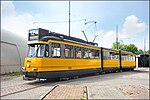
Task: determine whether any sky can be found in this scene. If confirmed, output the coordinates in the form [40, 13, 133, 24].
[1, 1, 149, 51]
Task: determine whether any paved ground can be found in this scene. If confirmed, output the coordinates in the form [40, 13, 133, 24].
[1, 67, 149, 99]
[44, 85, 87, 99]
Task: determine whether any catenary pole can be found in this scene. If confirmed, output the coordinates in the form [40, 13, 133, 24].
[116, 24, 118, 50]
[69, 0, 71, 36]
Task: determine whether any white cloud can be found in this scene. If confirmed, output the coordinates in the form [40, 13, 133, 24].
[97, 31, 116, 48]
[1, 2, 148, 51]
[97, 15, 148, 49]
[1, 1, 76, 39]
[95, 30, 104, 36]
[1, 1, 36, 38]
[123, 15, 147, 35]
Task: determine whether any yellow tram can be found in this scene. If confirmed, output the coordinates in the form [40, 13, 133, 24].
[22, 28, 136, 80]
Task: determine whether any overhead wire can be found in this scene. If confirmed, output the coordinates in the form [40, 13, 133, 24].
[33, 19, 86, 24]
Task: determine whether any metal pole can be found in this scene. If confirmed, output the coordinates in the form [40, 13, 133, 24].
[69, 0, 71, 36]
[116, 24, 118, 50]
[93, 35, 98, 43]
[144, 38, 146, 54]
[144, 38, 146, 67]
[81, 31, 88, 42]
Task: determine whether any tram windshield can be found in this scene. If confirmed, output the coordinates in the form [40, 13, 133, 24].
[28, 44, 49, 57]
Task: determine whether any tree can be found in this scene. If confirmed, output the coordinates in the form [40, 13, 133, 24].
[136, 49, 144, 55]
[125, 44, 138, 53]
[112, 40, 125, 50]
[112, 41, 138, 53]
[136, 49, 150, 55]
[146, 50, 150, 54]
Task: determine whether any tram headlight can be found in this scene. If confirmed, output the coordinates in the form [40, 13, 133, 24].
[22, 67, 26, 70]
[27, 63, 30, 68]
[22, 67, 26, 72]
[32, 68, 38, 71]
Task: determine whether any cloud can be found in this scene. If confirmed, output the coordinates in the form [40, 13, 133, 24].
[1, 1, 35, 38]
[123, 15, 147, 35]
[1, 2, 148, 51]
[97, 15, 148, 49]
[1, 1, 80, 39]
[96, 31, 116, 48]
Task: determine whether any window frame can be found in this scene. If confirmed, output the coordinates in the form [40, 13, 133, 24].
[75, 46, 82, 59]
[51, 43, 61, 58]
[64, 44, 74, 58]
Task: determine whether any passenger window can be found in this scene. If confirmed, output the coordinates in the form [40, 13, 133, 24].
[111, 52, 119, 60]
[130, 55, 135, 61]
[121, 54, 132, 61]
[83, 49, 100, 59]
[83, 48, 89, 59]
[121, 54, 126, 60]
[103, 51, 110, 60]
[103, 51, 118, 60]
[95, 50, 100, 59]
[64, 45, 73, 58]
[52, 43, 61, 57]
[45, 45, 49, 57]
[132, 56, 135, 61]
[75, 47, 82, 58]
[89, 49, 94, 59]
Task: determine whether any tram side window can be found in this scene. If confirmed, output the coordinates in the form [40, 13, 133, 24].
[121, 54, 126, 60]
[127, 55, 130, 61]
[125, 55, 128, 60]
[83, 48, 90, 59]
[133, 55, 135, 61]
[82, 49, 100, 59]
[128, 55, 131, 61]
[110, 52, 119, 60]
[64, 45, 73, 58]
[45, 44, 49, 57]
[52, 43, 61, 57]
[103, 51, 118, 60]
[75, 47, 82, 58]
[121, 54, 124, 60]
[89, 49, 98, 59]
[89, 49, 95, 59]
[103, 51, 110, 60]
[114, 54, 118, 60]
[121, 54, 133, 61]
[131, 55, 135, 61]
[95, 50, 100, 59]
[129, 55, 135, 61]
[130, 55, 132, 61]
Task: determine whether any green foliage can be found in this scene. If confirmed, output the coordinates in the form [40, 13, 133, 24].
[136, 49, 144, 55]
[112, 41, 149, 55]
[112, 40, 138, 53]
[136, 49, 150, 55]
[146, 50, 150, 54]
[126, 44, 138, 53]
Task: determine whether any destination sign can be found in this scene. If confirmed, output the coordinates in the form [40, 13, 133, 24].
[29, 29, 39, 41]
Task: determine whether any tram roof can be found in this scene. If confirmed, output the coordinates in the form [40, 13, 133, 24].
[28, 28, 136, 55]
[29, 28, 98, 46]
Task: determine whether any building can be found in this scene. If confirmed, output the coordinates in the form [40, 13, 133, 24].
[136, 54, 150, 67]
[1, 29, 28, 74]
